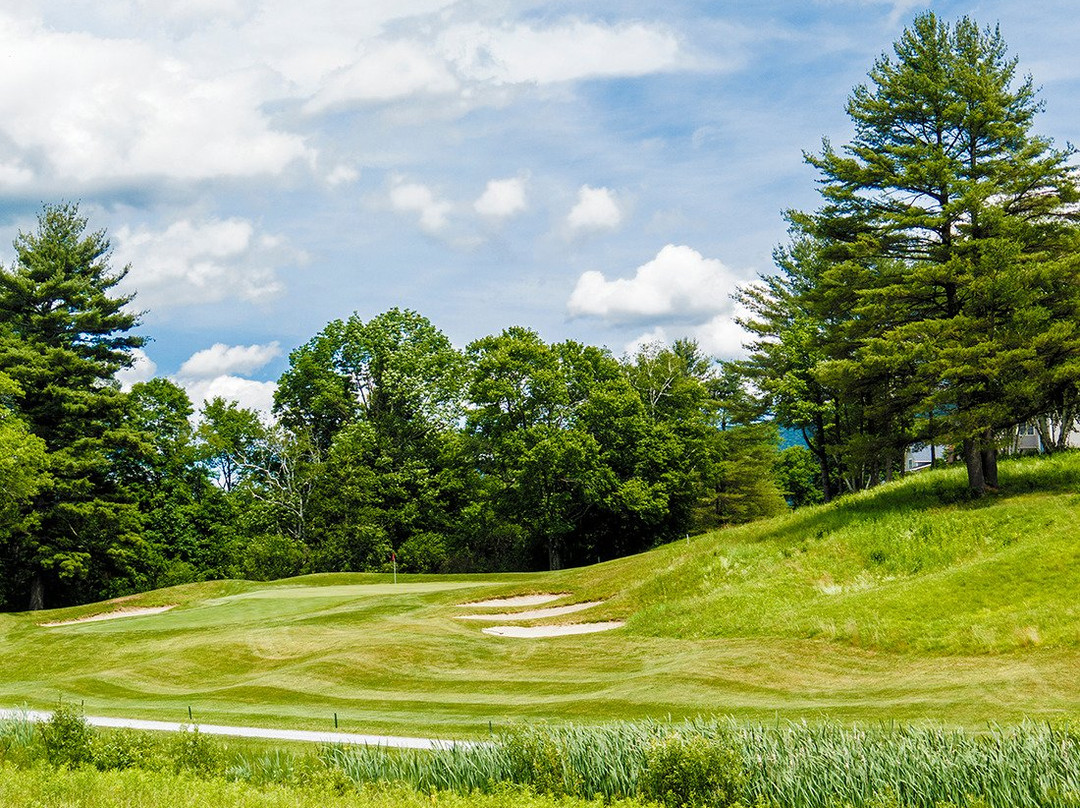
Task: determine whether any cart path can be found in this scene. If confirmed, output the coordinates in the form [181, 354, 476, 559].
[0, 708, 472, 749]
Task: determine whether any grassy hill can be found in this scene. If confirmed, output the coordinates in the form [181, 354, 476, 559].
[1, 454, 1078, 737]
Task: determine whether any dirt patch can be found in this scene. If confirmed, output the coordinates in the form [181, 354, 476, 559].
[461, 594, 565, 608]
[482, 622, 625, 638]
[40, 605, 176, 627]
[457, 601, 604, 621]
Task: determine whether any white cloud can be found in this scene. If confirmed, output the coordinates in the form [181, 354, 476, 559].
[622, 310, 751, 361]
[114, 348, 158, 391]
[181, 374, 278, 414]
[0, 12, 310, 184]
[568, 244, 740, 320]
[305, 41, 458, 112]
[114, 217, 298, 309]
[389, 178, 453, 233]
[687, 310, 752, 358]
[474, 176, 528, 219]
[325, 164, 360, 186]
[441, 20, 681, 85]
[178, 342, 281, 378]
[566, 186, 623, 233]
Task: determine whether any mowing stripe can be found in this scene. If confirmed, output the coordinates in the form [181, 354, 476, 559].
[0, 709, 472, 750]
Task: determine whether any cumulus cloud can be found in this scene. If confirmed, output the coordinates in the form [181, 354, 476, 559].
[114, 348, 159, 391]
[621, 310, 750, 360]
[181, 375, 278, 414]
[0, 12, 310, 185]
[389, 178, 453, 233]
[474, 176, 528, 219]
[572, 245, 753, 359]
[113, 217, 298, 310]
[566, 186, 623, 233]
[178, 342, 281, 378]
[172, 341, 282, 413]
[568, 244, 739, 320]
[623, 312, 750, 360]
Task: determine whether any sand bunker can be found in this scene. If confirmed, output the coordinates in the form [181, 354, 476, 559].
[461, 594, 564, 608]
[457, 601, 603, 621]
[482, 622, 624, 638]
[41, 605, 175, 627]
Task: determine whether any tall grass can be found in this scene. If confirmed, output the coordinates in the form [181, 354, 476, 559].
[325, 719, 1080, 808]
[4, 711, 1078, 807]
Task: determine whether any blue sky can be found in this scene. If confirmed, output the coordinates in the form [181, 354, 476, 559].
[1, 0, 1077, 411]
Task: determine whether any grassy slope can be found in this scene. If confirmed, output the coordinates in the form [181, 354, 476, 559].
[1, 455, 1078, 737]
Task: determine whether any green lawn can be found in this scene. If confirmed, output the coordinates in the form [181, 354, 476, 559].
[2, 455, 1079, 737]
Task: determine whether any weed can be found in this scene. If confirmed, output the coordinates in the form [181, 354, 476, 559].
[642, 732, 746, 807]
[39, 703, 93, 767]
[169, 725, 222, 775]
[92, 728, 167, 771]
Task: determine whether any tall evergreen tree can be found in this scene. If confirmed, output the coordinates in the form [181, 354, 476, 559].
[0, 203, 148, 608]
[749, 14, 1080, 495]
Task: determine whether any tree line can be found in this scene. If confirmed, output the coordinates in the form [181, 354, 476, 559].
[0, 207, 800, 610]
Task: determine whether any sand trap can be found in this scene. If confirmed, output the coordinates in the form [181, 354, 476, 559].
[41, 605, 175, 627]
[461, 594, 564, 608]
[457, 601, 603, 621]
[482, 622, 624, 638]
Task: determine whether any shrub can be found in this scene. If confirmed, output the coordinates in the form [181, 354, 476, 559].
[642, 732, 746, 808]
[92, 729, 167, 771]
[169, 726, 222, 776]
[39, 703, 94, 768]
[503, 727, 580, 796]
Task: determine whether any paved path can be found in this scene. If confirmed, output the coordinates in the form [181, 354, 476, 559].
[0, 708, 470, 750]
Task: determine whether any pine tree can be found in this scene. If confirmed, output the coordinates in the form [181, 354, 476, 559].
[802, 13, 1080, 493]
[0, 203, 149, 609]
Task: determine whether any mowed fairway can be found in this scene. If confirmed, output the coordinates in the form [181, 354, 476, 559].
[2, 455, 1079, 738]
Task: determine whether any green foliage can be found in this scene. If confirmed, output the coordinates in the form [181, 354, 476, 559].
[741, 13, 1080, 498]
[197, 396, 265, 494]
[0, 712, 38, 768]
[92, 729, 167, 771]
[396, 531, 447, 573]
[774, 446, 824, 508]
[0, 202, 148, 609]
[642, 732, 746, 808]
[238, 534, 306, 581]
[698, 424, 787, 528]
[0, 765, 651, 808]
[274, 307, 465, 453]
[325, 719, 1080, 808]
[503, 727, 580, 796]
[39, 704, 93, 768]
[169, 726, 223, 776]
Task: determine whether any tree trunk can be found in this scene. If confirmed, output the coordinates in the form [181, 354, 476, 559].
[805, 417, 833, 502]
[963, 438, 986, 495]
[28, 574, 44, 611]
[981, 446, 998, 489]
[547, 539, 561, 571]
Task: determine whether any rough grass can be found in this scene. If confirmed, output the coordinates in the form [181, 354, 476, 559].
[1, 454, 1078, 735]
[0, 765, 651, 808]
